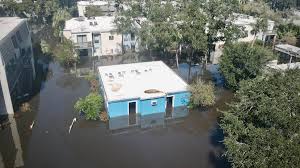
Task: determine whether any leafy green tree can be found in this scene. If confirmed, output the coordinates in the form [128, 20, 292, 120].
[52, 8, 71, 38]
[219, 42, 275, 90]
[189, 79, 216, 107]
[85, 6, 104, 18]
[74, 92, 104, 121]
[40, 39, 51, 55]
[53, 39, 78, 66]
[220, 69, 300, 168]
[201, 0, 241, 61]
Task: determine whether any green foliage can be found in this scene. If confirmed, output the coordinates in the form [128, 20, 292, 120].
[189, 79, 216, 107]
[220, 69, 300, 168]
[116, 0, 242, 65]
[40, 39, 51, 55]
[0, 0, 75, 25]
[52, 8, 71, 37]
[41, 38, 78, 66]
[53, 39, 78, 66]
[85, 6, 104, 18]
[277, 23, 300, 39]
[220, 42, 275, 90]
[74, 93, 104, 121]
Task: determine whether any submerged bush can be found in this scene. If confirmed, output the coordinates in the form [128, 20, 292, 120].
[74, 93, 104, 120]
[189, 79, 216, 108]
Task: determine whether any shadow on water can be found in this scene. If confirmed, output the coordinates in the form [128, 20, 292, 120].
[0, 53, 233, 168]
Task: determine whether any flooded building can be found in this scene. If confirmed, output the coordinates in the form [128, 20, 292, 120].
[63, 16, 139, 58]
[0, 17, 35, 115]
[210, 14, 276, 64]
[98, 61, 190, 129]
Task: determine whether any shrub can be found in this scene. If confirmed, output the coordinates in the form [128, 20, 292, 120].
[74, 93, 104, 120]
[189, 79, 216, 107]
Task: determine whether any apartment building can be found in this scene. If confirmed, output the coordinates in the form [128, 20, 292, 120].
[0, 17, 35, 115]
[63, 16, 139, 58]
[210, 14, 276, 64]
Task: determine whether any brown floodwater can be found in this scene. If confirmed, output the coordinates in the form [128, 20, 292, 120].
[0, 59, 233, 168]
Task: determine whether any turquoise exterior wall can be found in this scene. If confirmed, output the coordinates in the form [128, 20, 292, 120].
[108, 101, 129, 117]
[107, 91, 190, 118]
[172, 92, 190, 107]
[139, 97, 166, 115]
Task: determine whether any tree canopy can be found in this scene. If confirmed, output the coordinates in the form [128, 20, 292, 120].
[219, 42, 275, 90]
[220, 69, 300, 168]
[115, 0, 242, 64]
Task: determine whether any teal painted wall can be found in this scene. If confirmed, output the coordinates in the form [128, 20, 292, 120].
[108, 101, 129, 117]
[139, 97, 166, 115]
[107, 91, 190, 118]
[172, 92, 190, 107]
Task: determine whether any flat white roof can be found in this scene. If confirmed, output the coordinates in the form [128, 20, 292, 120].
[64, 16, 116, 33]
[0, 17, 25, 41]
[98, 61, 188, 102]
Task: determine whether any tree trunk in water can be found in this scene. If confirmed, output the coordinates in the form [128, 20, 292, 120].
[188, 49, 194, 83]
[251, 34, 257, 47]
[175, 49, 179, 70]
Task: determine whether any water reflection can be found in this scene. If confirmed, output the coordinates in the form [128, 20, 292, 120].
[109, 106, 188, 131]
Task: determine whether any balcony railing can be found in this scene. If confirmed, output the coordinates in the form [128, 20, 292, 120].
[74, 42, 93, 49]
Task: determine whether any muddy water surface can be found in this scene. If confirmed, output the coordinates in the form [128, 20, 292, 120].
[0, 61, 233, 168]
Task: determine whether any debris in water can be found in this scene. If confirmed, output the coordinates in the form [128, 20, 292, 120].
[100, 111, 109, 122]
[30, 121, 35, 130]
[20, 102, 31, 113]
[69, 118, 77, 134]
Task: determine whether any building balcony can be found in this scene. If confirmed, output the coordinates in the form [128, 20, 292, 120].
[74, 42, 93, 49]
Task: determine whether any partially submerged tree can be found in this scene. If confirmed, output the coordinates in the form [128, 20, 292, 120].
[220, 69, 300, 168]
[74, 92, 104, 121]
[52, 8, 71, 39]
[189, 79, 216, 108]
[219, 42, 275, 90]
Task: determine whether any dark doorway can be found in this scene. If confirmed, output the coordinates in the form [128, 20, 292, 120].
[129, 102, 137, 125]
[166, 96, 173, 118]
[78, 49, 89, 57]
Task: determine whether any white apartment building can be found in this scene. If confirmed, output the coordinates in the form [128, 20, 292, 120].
[210, 14, 276, 64]
[0, 17, 35, 115]
[77, 0, 116, 17]
[63, 16, 138, 57]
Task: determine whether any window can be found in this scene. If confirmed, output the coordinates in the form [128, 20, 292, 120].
[16, 31, 22, 42]
[77, 35, 87, 43]
[11, 35, 19, 48]
[131, 33, 135, 40]
[90, 22, 93, 26]
[109, 36, 114, 40]
[151, 100, 157, 106]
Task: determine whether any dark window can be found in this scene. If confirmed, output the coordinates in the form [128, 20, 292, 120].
[16, 31, 22, 42]
[109, 36, 114, 40]
[11, 35, 19, 48]
[131, 33, 135, 40]
[77, 35, 87, 43]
